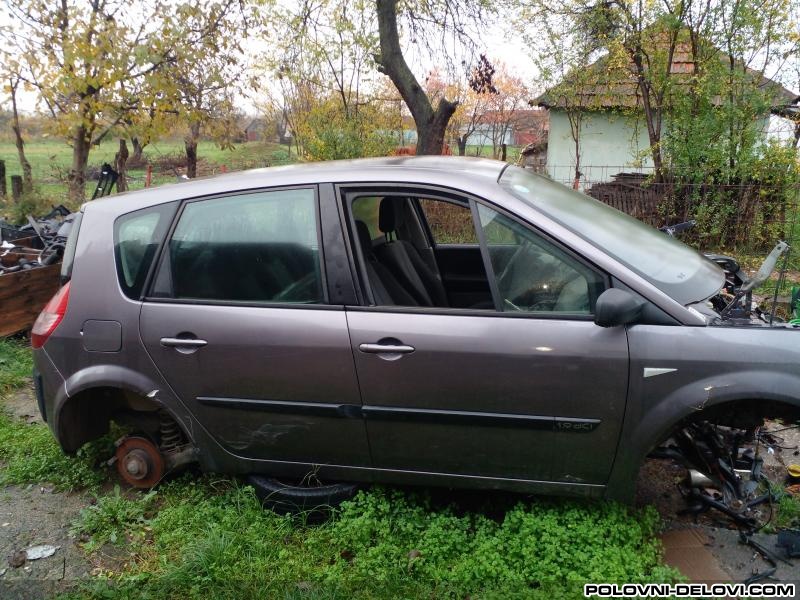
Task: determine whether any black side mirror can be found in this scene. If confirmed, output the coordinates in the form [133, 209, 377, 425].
[594, 288, 646, 327]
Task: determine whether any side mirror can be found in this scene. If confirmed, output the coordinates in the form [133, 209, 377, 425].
[594, 288, 646, 328]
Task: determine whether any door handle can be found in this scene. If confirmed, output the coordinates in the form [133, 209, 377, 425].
[160, 337, 208, 348]
[359, 343, 415, 354]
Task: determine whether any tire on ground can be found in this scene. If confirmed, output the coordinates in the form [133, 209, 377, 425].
[246, 475, 358, 520]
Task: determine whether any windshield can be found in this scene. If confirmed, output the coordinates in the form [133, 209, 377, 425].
[499, 166, 724, 305]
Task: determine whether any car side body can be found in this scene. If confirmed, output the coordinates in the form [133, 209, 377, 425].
[32, 156, 800, 502]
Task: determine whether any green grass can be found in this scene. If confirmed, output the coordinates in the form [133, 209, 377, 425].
[65, 479, 677, 599]
[0, 337, 34, 394]
[0, 138, 296, 213]
[0, 338, 112, 490]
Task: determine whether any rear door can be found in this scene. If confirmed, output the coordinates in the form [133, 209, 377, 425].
[139, 186, 371, 467]
[343, 188, 629, 487]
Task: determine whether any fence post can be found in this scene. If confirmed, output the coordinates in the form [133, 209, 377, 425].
[145, 164, 152, 188]
[221, 164, 227, 173]
[10, 175, 22, 201]
[501, 143, 507, 162]
[0, 160, 5, 198]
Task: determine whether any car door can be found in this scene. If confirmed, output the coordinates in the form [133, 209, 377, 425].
[344, 189, 629, 487]
[139, 186, 371, 467]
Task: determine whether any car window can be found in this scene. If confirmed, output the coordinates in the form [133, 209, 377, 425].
[351, 196, 382, 239]
[114, 203, 177, 299]
[153, 189, 323, 304]
[477, 204, 604, 314]
[418, 199, 478, 245]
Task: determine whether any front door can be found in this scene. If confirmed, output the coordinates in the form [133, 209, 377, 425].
[139, 187, 370, 467]
[345, 192, 629, 486]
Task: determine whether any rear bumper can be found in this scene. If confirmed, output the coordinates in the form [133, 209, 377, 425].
[32, 348, 65, 430]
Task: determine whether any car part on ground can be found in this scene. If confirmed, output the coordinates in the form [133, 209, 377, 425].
[246, 474, 359, 521]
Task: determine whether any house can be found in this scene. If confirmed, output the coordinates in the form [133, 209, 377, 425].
[244, 118, 266, 142]
[534, 44, 799, 189]
[459, 109, 549, 148]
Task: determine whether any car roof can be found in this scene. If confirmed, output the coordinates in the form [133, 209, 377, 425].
[87, 156, 509, 215]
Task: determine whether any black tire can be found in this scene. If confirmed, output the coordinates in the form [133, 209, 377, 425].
[246, 474, 358, 520]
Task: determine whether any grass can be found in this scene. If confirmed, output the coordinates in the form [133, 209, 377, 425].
[0, 337, 34, 394]
[0, 138, 296, 214]
[65, 479, 677, 599]
[0, 338, 112, 490]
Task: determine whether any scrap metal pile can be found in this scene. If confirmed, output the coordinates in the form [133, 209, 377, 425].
[0, 206, 74, 338]
[0, 205, 74, 275]
[654, 420, 800, 582]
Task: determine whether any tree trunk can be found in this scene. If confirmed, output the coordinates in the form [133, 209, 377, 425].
[131, 137, 145, 163]
[457, 136, 467, 156]
[374, 0, 457, 155]
[185, 123, 201, 178]
[9, 79, 33, 193]
[68, 127, 91, 203]
[115, 139, 129, 192]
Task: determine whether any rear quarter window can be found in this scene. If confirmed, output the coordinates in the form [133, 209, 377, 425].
[114, 203, 177, 299]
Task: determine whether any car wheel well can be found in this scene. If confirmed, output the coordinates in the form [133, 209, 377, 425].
[668, 398, 800, 437]
[57, 387, 182, 453]
[638, 397, 800, 471]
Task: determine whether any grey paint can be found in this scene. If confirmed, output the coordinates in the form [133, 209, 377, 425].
[30, 156, 800, 501]
[81, 320, 122, 352]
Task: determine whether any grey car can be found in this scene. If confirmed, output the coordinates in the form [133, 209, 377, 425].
[30, 156, 800, 505]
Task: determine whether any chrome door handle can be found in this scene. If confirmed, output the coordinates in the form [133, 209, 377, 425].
[359, 343, 415, 354]
[160, 337, 208, 348]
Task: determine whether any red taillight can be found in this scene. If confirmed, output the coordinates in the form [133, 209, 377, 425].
[31, 281, 70, 349]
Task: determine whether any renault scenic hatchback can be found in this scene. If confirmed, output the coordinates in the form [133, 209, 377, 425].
[31, 156, 800, 507]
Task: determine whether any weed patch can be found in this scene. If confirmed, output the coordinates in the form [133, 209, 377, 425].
[0, 338, 33, 394]
[71, 486, 158, 551]
[0, 410, 111, 490]
[65, 479, 677, 599]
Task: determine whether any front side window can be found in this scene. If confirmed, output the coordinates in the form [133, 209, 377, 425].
[153, 188, 323, 303]
[418, 199, 478, 245]
[477, 204, 604, 314]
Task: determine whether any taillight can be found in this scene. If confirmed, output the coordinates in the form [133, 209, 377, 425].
[31, 281, 70, 349]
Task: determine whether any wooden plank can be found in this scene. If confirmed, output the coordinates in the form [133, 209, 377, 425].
[0, 264, 61, 337]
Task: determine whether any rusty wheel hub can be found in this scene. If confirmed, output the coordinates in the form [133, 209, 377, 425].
[115, 436, 165, 488]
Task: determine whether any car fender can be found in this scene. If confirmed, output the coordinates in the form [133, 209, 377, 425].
[606, 368, 800, 502]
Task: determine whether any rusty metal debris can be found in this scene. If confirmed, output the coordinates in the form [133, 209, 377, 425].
[0, 205, 73, 276]
[0, 206, 73, 338]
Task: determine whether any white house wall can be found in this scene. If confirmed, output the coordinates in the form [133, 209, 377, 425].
[546, 110, 654, 187]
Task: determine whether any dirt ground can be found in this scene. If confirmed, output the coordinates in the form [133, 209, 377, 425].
[1, 388, 799, 599]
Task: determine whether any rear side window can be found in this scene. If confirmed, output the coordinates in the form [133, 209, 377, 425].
[60, 211, 83, 283]
[114, 203, 177, 299]
[152, 188, 323, 304]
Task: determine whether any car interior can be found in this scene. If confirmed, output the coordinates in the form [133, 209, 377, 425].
[350, 194, 602, 313]
[352, 195, 495, 309]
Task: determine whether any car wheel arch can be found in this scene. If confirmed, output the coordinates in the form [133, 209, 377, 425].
[56, 366, 191, 453]
[606, 372, 800, 503]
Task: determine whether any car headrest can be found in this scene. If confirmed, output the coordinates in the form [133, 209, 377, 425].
[355, 220, 373, 255]
[378, 197, 405, 234]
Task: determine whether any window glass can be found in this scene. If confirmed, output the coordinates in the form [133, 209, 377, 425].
[477, 204, 604, 314]
[115, 203, 177, 299]
[419, 199, 478, 244]
[159, 189, 322, 303]
[351, 196, 382, 239]
[499, 165, 723, 304]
